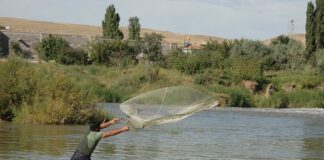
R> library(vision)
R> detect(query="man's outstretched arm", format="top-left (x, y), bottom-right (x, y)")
top-left (102, 126), bottom-right (129, 138)
top-left (100, 118), bottom-right (119, 129)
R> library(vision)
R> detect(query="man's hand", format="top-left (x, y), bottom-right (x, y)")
top-left (100, 118), bottom-right (119, 129)
top-left (109, 118), bottom-right (119, 124)
top-left (102, 125), bottom-right (130, 138)
top-left (121, 126), bottom-right (129, 131)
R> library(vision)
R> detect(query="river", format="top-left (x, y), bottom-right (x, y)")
top-left (1, 104), bottom-right (324, 160)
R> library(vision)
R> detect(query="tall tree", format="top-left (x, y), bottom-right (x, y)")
top-left (142, 33), bottom-right (164, 62)
top-left (128, 16), bottom-right (141, 41)
top-left (306, 1), bottom-right (316, 57)
top-left (316, 0), bottom-right (324, 49)
top-left (102, 5), bottom-right (123, 40)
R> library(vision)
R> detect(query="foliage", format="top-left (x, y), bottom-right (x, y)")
top-left (255, 92), bottom-right (289, 108)
top-left (285, 89), bottom-right (324, 108)
top-left (212, 85), bottom-right (253, 107)
top-left (142, 33), bottom-right (164, 62)
top-left (102, 5), bottom-right (123, 40)
top-left (0, 57), bottom-right (103, 123)
top-left (38, 35), bottom-right (70, 61)
top-left (271, 35), bottom-right (290, 45)
top-left (0, 57), bottom-right (36, 120)
top-left (230, 39), bottom-right (271, 57)
top-left (128, 16), bottom-right (141, 41)
top-left (306, 1), bottom-right (316, 57)
top-left (88, 40), bottom-right (137, 66)
top-left (265, 39), bottom-right (306, 70)
top-left (316, 0), bottom-right (324, 49)
top-left (10, 41), bottom-right (23, 56)
top-left (316, 49), bottom-right (324, 74)
top-left (228, 55), bottom-right (264, 83)
top-left (56, 48), bottom-right (89, 65)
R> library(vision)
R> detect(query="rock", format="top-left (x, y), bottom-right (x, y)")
top-left (241, 80), bottom-right (258, 93)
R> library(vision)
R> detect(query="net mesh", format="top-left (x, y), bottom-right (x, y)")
top-left (120, 86), bottom-right (218, 128)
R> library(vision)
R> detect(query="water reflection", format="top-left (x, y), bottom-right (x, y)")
top-left (0, 122), bottom-right (85, 159)
top-left (302, 137), bottom-right (324, 160)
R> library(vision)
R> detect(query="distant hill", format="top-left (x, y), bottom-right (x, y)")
top-left (0, 17), bottom-right (225, 44)
top-left (0, 17), bottom-right (305, 45)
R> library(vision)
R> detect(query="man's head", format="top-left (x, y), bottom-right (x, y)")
top-left (90, 121), bottom-right (101, 132)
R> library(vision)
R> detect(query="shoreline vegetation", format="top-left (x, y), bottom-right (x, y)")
top-left (0, 3), bottom-right (323, 124)
top-left (0, 55), bottom-right (323, 124)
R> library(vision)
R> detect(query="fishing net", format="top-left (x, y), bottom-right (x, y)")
top-left (120, 86), bottom-right (219, 128)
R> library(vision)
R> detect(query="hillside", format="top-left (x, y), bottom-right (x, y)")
top-left (0, 17), bottom-right (225, 44)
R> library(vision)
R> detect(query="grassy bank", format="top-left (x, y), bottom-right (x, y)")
top-left (0, 57), bottom-right (193, 123)
top-left (0, 57), bottom-right (323, 124)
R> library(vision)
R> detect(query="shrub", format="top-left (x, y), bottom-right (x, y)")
top-left (230, 39), bottom-right (271, 57)
top-left (0, 57), bottom-right (37, 120)
top-left (228, 55), bottom-right (264, 83)
top-left (88, 40), bottom-right (137, 66)
top-left (0, 57), bottom-right (105, 123)
top-left (56, 48), bottom-right (89, 65)
top-left (38, 35), bottom-right (70, 61)
top-left (316, 49), bottom-right (324, 74)
top-left (271, 35), bottom-right (290, 45)
top-left (142, 33), bottom-right (164, 63)
top-left (10, 41), bottom-right (23, 56)
top-left (267, 39), bottom-right (306, 70)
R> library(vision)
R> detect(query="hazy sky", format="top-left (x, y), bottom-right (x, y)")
top-left (0, 0), bottom-right (308, 40)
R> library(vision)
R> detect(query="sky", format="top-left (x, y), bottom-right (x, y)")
top-left (0, 0), bottom-right (309, 40)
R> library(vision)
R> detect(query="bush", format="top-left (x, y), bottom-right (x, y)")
top-left (316, 49), bottom-right (324, 74)
top-left (142, 33), bottom-right (164, 63)
top-left (56, 48), bottom-right (89, 65)
top-left (38, 35), bottom-right (70, 61)
top-left (10, 41), bottom-right (23, 56)
top-left (0, 57), bottom-right (105, 123)
top-left (271, 35), bottom-right (290, 45)
top-left (228, 55), bottom-right (264, 83)
top-left (230, 39), bottom-right (271, 57)
top-left (88, 40), bottom-right (137, 66)
top-left (267, 39), bottom-right (306, 70)
top-left (0, 57), bottom-right (37, 120)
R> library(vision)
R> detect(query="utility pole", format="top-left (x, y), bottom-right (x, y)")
top-left (288, 19), bottom-right (295, 39)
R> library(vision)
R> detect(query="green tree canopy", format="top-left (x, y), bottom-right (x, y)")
top-left (316, 0), bottom-right (324, 49)
top-left (306, 1), bottom-right (316, 57)
top-left (102, 5), bottom-right (124, 40)
top-left (38, 35), bottom-right (69, 61)
top-left (142, 33), bottom-right (164, 62)
top-left (128, 16), bottom-right (141, 41)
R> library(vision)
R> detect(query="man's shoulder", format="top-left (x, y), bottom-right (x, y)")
top-left (88, 131), bottom-right (103, 139)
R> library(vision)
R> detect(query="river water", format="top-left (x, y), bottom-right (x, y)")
top-left (1, 104), bottom-right (324, 160)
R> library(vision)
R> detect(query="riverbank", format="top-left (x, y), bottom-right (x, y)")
top-left (0, 57), bottom-right (323, 124)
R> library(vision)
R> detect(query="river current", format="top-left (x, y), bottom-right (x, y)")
top-left (1, 104), bottom-right (324, 160)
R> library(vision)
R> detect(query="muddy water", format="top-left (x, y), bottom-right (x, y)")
top-left (1, 105), bottom-right (324, 159)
